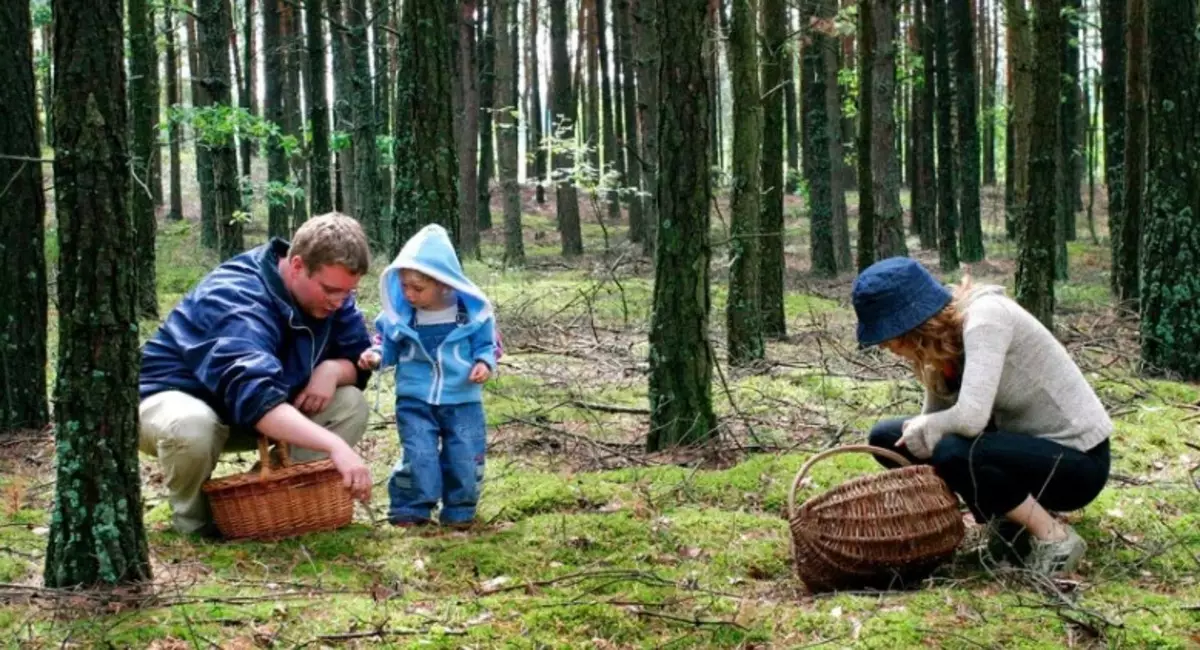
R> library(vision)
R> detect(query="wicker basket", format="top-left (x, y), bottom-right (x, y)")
top-left (201, 436), bottom-right (354, 540)
top-left (787, 444), bottom-right (965, 593)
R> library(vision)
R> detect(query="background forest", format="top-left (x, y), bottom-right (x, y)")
top-left (1, 0), bottom-right (1198, 647)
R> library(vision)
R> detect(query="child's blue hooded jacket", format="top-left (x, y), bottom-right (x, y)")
top-left (376, 224), bottom-right (496, 405)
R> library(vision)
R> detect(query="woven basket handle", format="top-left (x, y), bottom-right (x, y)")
top-left (256, 436), bottom-right (293, 481)
top-left (786, 444), bottom-right (912, 519)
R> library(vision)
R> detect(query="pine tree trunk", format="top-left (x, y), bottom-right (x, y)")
top-left (951, 0), bottom-right (983, 261)
top-left (196, 0), bottom-right (244, 258)
top-left (914, 0), bottom-right (937, 249)
top-left (1118, 0), bottom-right (1146, 304)
top-left (1052, 0), bottom-right (1070, 282)
top-left (129, 0), bottom-right (158, 318)
top-left (825, 13), bottom-right (851, 271)
top-left (1100, 0), bottom-right (1126, 296)
top-left (726, 0), bottom-right (763, 365)
top-left (330, 0), bottom-right (355, 218)
top-left (1060, 0), bottom-right (1082, 248)
top-left (166, 6), bottom-right (185, 221)
top-left (871, 0), bottom-right (907, 260)
top-left (527, 0), bottom-right (547, 196)
top-left (1140, 0), bottom-right (1200, 377)
top-left (596, 0), bottom-right (621, 224)
top-left (188, 0), bottom-right (219, 249)
top-left (240, 0), bottom-right (255, 177)
top-left (707, 0), bottom-right (722, 174)
top-left (804, 0), bottom-right (837, 277)
top-left (347, 0), bottom-right (382, 245)
top-left (495, 0), bottom-right (524, 265)
top-left (476, 0), bottom-right (496, 232)
top-left (393, 0), bottom-right (459, 250)
top-left (1005, 0), bottom-right (1033, 242)
top-left (283, 2), bottom-right (306, 228)
top-left (784, 20), bottom-right (800, 194)
top-left (1015, 0), bottom-right (1061, 329)
top-left (634, 0), bottom-right (660, 256)
top-left (40, 23), bottom-right (53, 148)
top-left (45, 0), bottom-right (151, 587)
top-left (307, 0), bottom-right (333, 214)
top-left (0, 0), bottom-right (49, 433)
top-left (456, 0), bottom-right (481, 254)
top-left (373, 0), bottom-right (392, 224)
top-left (550, 0), bottom-right (583, 255)
top-left (616, 0), bottom-right (643, 241)
top-left (264, 0), bottom-right (289, 236)
top-left (647, 0), bottom-right (715, 451)
top-left (759, 0), bottom-right (787, 339)
top-left (982, 0), bottom-right (997, 185)
top-left (855, 0), bottom-right (876, 272)
top-left (933, 0), bottom-right (958, 270)
top-left (584, 0), bottom-right (600, 176)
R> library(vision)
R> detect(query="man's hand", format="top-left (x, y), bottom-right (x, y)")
top-left (329, 443), bottom-right (372, 503)
top-left (294, 361), bottom-right (341, 415)
top-left (469, 361), bottom-right (491, 384)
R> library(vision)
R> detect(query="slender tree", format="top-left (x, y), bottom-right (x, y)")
top-left (981, 0), bottom-right (997, 185)
top-left (1015, 0), bottom-right (1062, 328)
top-left (550, 0), bottom-right (583, 255)
top-left (45, 0), bottom-right (151, 588)
top-left (914, 0), bottom-right (937, 249)
top-left (186, 0), bottom-right (218, 249)
top-left (856, 0), bottom-right (876, 271)
top-left (647, 0), bottom-right (715, 451)
top-left (393, 0), bottom-right (459, 248)
top-left (283, 1), bottom-right (307, 228)
top-left (263, 0), bottom-right (289, 236)
top-left (871, 0), bottom-right (907, 259)
top-left (495, 0), bottom-right (524, 265)
top-left (454, 0), bottom-right (481, 254)
top-left (307, 0), bottom-right (332, 214)
top-left (1140, 0), bottom-right (1200, 376)
top-left (950, 0), bottom-right (983, 261)
top-left (526, 0), bottom-right (546, 191)
top-left (760, 0), bottom-right (787, 338)
top-left (240, 0), bottom-right (255, 177)
top-left (129, 0), bottom-right (158, 317)
top-left (933, 0), bottom-right (958, 270)
top-left (616, 0), bottom-right (643, 240)
top-left (633, 0), bottom-right (659, 256)
top-left (346, 0), bottom-right (382, 244)
top-left (784, 17), bottom-right (800, 194)
top-left (329, 0), bottom-right (354, 216)
top-left (1005, 0), bottom-right (1033, 242)
top-left (0, 0), bottom-right (49, 433)
top-left (373, 0), bottom-right (392, 219)
top-left (477, 0), bottom-right (496, 232)
top-left (596, 0), bottom-right (621, 223)
top-left (196, 0), bottom-right (244, 258)
top-left (1101, 0), bottom-right (1131, 300)
top-left (824, 4), bottom-right (851, 271)
top-left (803, 0), bottom-right (838, 276)
top-left (165, 6), bottom-right (184, 221)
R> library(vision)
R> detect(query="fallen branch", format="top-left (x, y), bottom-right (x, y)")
top-left (567, 399), bottom-right (650, 415)
top-left (315, 627), bottom-right (467, 643)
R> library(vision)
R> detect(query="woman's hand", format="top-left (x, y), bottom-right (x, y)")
top-left (358, 349), bottom-right (382, 370)
top-left (896, 414), bottom-right (942, 460)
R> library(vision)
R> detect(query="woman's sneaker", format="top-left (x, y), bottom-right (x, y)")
top-left (1025, 525), bottom-right (1086, 576)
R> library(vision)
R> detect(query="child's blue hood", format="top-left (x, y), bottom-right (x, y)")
top-left (379, 224), bottom-right (493, 327)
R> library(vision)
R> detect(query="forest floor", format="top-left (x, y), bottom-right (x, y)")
top-left (2, 175), bottom-right (1199, 648)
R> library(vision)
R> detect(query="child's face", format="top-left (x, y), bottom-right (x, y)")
top-left (401, 269), bottom-right (450, 310)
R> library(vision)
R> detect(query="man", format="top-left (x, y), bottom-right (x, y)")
top-left (139, 213), bottom-right (375, 536)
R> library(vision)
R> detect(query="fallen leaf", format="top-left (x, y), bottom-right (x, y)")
top-left (480, 576), bottom-right (511, 592)
top-left (830, 606), bottom-right (843, 618)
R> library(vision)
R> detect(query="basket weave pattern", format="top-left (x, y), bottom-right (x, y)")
top-left (201, 437), bottom-right (354, 540)
top-left (788, 445), bottom-right (965, 592)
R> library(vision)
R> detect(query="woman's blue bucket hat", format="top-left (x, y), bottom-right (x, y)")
top-left (851, 256), bottom-right (953, 347)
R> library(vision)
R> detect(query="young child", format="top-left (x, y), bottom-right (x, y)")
top-left (358, 224), bottom-right (497, 529)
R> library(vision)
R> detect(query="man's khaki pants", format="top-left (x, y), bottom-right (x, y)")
top-left (138, 387), bottom-right (369, 535)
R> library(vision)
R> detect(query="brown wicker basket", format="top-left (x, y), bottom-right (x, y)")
top-left (787, 444), bottom-right (965, 593)
top-left (201, 436), bottom-right (354, 540)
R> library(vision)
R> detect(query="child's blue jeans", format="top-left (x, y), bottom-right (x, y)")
top-left (388, 397), bottom-right (487, 525)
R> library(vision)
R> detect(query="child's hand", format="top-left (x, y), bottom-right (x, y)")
top-left (469, 361), bottom-right (491, 383)
top-left (358, 349), bottom-right (382, 370)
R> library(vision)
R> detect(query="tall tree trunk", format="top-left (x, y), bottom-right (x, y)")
top-left (264, 0), bottom-right (289, 236)
top-left (872, 0), bottom-right (907, 259)
top-left (495, 0), bottom-right (524, 265)
top-left (804, 0), bottom-right (837, 277)
top-left (933, 0), bottom-right (958, 270)
top-left (1052, 1), bottom-right (1070, 282)
top-left (634, 0), bottom-right (660, 256)
top-left (166, 6), bottom-right (184, 221)
top-left (477, 0), bottom-right (496, 232)
top-left (784, 17), bottom-right (800, 194)
top-left (982, 0), bottom-right (997, 185)
top-left (727, 0), bottom-right (763, 365)
top-left (707, 0), bottom-right (722, 174)
top-left (347, 0), bottom-right (382, 245)
top-left (951, 0), bottom-right (983, 261)
top-left (129, 0), bottom-right (158, 318)
top-left (1140, 0), bottom-right (1200, 377)
top-left (0, 0), bottom-right (49, 433)
top-left (616, 0), bottom-right (643, 240)
top-left (596, 0), bottom-right (621, 223)
top-left (1100, 0), bottom-right (1126, 297)
top-left (825, 14), bottom-right (851, 271)
top-left (1117, 0), bottom-right (1145, 304)
top-left (914, 0), bottom-right (937, 249)
top-left (393, 0), bottom-right (459, 249)
top-left (584, 0), bottom-right (600, 176)
top-left (45, 0), bottom-right (151, 588)
top-left (550, 0), bottom-right (583, 255)
top-left (187, 0), bottom-right (218, 249)
top-left (1059, 0), bottom-right (1082, 252)
top-left (283, 1), bottom-right (306, 228)
top-left (329, 0), bottom-right (354, 217)
top-left (1015, 0), bottom-right (1061, 329)
top-left (760, 0), bottom-right (787, 338)
top-left (855, 0), bottom-right (876, 272)
top-left (647, 0), bottom-right (715, 451)
top-left (527, 0), bottom-right (546, 193)
top-left (201, 0), bottom-right (244, 258)
top-left (39, 22), bottom-right (53, 148)
top-left (456, 0), bottom-right (481, 255)
top-left (373, 0), bottom-right (392, 226)
top-left (307, 0), bottom-right (332, 214)
top-left (241, 0), bottom-right (255, 177)
top-left (1006, 0), bottom-right (1033, 242)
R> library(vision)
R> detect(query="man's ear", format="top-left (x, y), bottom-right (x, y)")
top-left (288, 255), bottom-right (307, 275)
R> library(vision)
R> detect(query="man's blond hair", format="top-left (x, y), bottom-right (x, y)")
top-left (287, 212), bottom-right (371, 275)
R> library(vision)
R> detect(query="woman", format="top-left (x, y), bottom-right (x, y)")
top-left (852, 257), bottom-right (1112, 576)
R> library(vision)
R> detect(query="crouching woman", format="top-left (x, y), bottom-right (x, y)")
top-left (852, 257), bottom-right (1112, 576)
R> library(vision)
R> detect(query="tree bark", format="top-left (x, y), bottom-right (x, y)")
top-left (373, 0), bottom-right (392, 224)
top-left (856, 0), bottom-right (876, 272)
top-left (1140, 0), bottom-right (1200, 377)
top-left (495, 0), bottom-right (524, 265)
top-left (784, 13), bottom-right (800, 194)
top-left (264, 0), bottom-right (289, 236)
top-left (1005, 0), bottom-right (1033, 242)
top-left (187, 0), bottom-right (219, 249)
top-left (633, 0), bottom-right (660, 256)
top-left (45, 0), bottom-right (151, 587)
top-left (1101, 0), bottom-right (1126, 297)
top-left (932, 0), bottom-right (958, 270)
top-left (307, 0), bottom-right (333, 214)
top-left (647, 0), bottom-right (715, 451)
top-left (527, 0), bottom-right (546, 192)
top-left (1116, 0), bottom-right (1144, 304)
top-left (727, 0), bottom-right (763, 365)
top-left (196, 0), bottom-right (244, 258)
top-left (872, 0), bottom-right (907, 260)
top-left (0, 0), bottom-right (50, 433)
top-left (166, 6), bottom-right (184, 221)
top-left (804, 0), bottom-right (837, 277)
top-left (129, 0), bottom-right (158, 318)
top-left (347, 0), bottom-right (382, 245)
top-left (596, 0), bottom-right (621, 223)
top-left (550, 0), bottom-right (583, 255)
top-left (477, 0), bottom-right (496, 232)
top-left (393, 0), bottom-right (459, 250)
top-left (759, 0), bottom-right (787, 338)
top-left (1015, 0), bottom-right (1061, 329)
top-left (329, 0), bottom-right (354, 217)
top-left (241, 0), bottom-right (255, 177)
top-left (824, 11), bottom-right (851, 271)
top-left (283, 1), bottom-right (306, 228)
top-left (616, 0), bottom-right (643, 240)
top-left (453, 0), bottom-right (481, 255)
top-left (914, 0), bottom-right (937, 249)
top-left (951, 0), bottom-right (983, 261)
